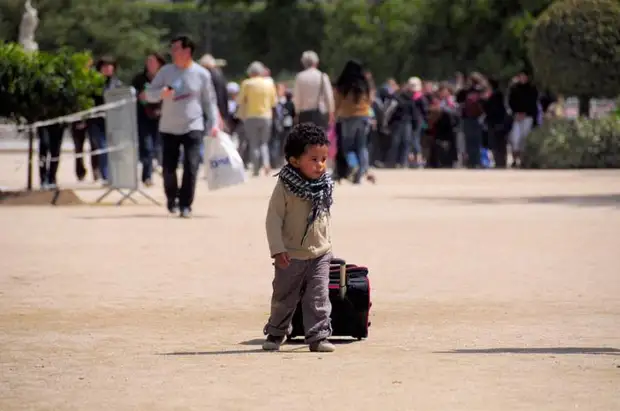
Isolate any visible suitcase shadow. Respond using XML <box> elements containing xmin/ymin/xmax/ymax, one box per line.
<box><xmin>158</xmin><ymin>349</ymin><xmax>266</xmax><ymax>356</ymax></box>
<box><xmin>239</xmin><ymin>338</ymin><xmax>357</xmax><ymax>346</ymax></box>
<box><xmin>157</xmin><ymin>338</ymin><xmax>359</xmax><ymax>356</ymax></box>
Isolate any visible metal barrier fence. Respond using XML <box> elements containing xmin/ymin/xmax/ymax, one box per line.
<box><xmin>95</xmin><ymin>87</ymin><xmax>160</xmax><ymax>206</ymax></box>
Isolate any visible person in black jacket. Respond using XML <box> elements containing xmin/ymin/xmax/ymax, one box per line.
<box><xmin>132</xmin><ymin>52</ymin><xmax>166</xmax><ymax>186</ymax></box>
<box><xmin>199</xmin><ymin>54</ymin><xmax>230</xmax><ymax>126</ymax></box>
<box><xmin>385</xmin><ymin>84</ymin><xmax>418</xmax><ymax>168</ymax></box>
<box><xmin>508</xmin><ymin>71</ymin><xmax>539</xmax><ymax>167</ymax></box>
<box><xmin>483</xmin><ymin>78</ymin><xmax>511</xmax><ymax>168</ymax></box>
<box><xmin>427</xmin><ymin>93</ymin><xmax>459</xmax><ymax>168</ymax></box>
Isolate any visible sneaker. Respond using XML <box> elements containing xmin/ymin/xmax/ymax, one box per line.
<box><xmin>167</xmin><ymin>200</ymin><xmax>179</xmax><ymax>214</ymax></box>
<box><xmin>262</xmin><ymin>335</ymin><xmax>284</xmax><ymax>351</ymax></box>
<box><xmin>309</xmin><ymin>339</ymin><xmax>335</xmax><ymax>353</ymax></box>
<box><xmin>179</xmin><ymin>207</ymin><xmax>192</xmax><ymax>218</ymax></box>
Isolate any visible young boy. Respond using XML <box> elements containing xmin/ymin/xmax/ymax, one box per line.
<box><xmin>263</xmin><ymin>123</ymin><xmax>335</xmax><ymax>353</ymax></box>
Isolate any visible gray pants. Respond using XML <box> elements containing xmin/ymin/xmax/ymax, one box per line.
<box><xmin>263</xmin><ymin>253</ymin><xmax>333</xmax><ymax>343</ymax></box>
<box><xmin>244</xmin><ymin>117</ymin><xmax>272</xmax><ymax>175</ymax></box>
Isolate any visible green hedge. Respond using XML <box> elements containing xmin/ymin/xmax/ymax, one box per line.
<box><xmin>528</xmin><ymin>0</ymin><xmax>620</xmax><ymax>101</ymax></box>
<box><xmin>522</xmin><ymin>116</ymin><xmax>620</xmax><ymax>169</ymax></box>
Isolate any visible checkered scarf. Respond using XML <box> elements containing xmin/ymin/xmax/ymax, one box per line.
<box><xmin>278</xmin><ymin>164</ymin><xmax>334</xmax><ymax>244</ymax></box>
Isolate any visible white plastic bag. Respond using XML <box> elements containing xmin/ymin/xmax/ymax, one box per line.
<box><xmin>204</xmin><ymin>131</ymin><xmax>247</xmax><ymax>190</ymax></box>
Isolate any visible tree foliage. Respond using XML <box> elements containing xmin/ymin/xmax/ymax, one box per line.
<box><xmin>241</xmin><ymin>1</ymin><xmax>325</xmax><ymax>78</ymax></box>
<box><xmin>528</xmin><ymin>0</ymin><xmax>620</xmax><ymax>100</ymax></box>
<box><xmin>321</xmin><ymin>0</ymin><xmax>419</xmax><ymax>81</ymax></box>
<box><xmin>0</xmin><ymin>0</ymin><xmax>165</xmax><ymax>81</ymax></box>
<box><xmin>410</xmin><ymin>0</ymin><xmax>554</xmax><ymax>82</ymax></box>
<box><xmin>320</xmin><ymin>0</ymin><xmax>555</xmax><ymax>84</ymax></box>
<box><xmin>0</xmin><ymin>43</ymin><xmax>104</xmax><ymax>123</ymax></box>
<box><xmin>4</xmin><ymin>0</ymin><xmax>609</xmax><ymax>96</ymax></box>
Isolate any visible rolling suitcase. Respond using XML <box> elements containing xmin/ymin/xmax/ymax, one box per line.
<box><xmin>289</xmin><ymin>257</ymin><xmax>372</xmax><ymax>340</ymax></box>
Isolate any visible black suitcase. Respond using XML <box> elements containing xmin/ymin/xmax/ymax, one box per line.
<box><xmin>289</xmin><ymin>257</ymin><xmax>372</xmax><ymax>340</ymax></box>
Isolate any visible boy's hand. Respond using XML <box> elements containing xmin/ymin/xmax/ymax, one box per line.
<box><xmin>274</xmin><ymin>252</ymin><xmax>291</xmax><ymax>269</ymax></box>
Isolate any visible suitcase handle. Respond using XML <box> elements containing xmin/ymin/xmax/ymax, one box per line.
<box><xmin>332</xmin><ymin>258</ymin><xmax>347</xmax><ymax>300</ymax></box>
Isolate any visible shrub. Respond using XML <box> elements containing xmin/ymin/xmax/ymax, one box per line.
<box><xmin>528</xmin><ymin>0</ymin><xmax>620</xmax><ymax>110</ymax></box>
<box><xmin>0</xmin><ymin>43</ymin><xmax>104</xmax><ymax>124</ymax></box>
<box><xmin>522</xmin><ymin>116</ymin><xmax>620</xmax><ymax>169</ymax></box>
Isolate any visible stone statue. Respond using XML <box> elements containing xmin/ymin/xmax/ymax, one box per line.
<box><xmin>18</xmin><ymin>0</ymin><xmax>39</xmax><ymax>52</ymax></box>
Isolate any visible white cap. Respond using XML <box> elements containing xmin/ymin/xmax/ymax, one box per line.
<box><xmin>226</xmin><ymin>82</ymin><xmax>240</xmax><ymax>94</ymax></box>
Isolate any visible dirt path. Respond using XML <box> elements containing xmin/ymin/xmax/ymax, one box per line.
<box><xmin>1</xmin><ymin>155</ymin><xmax>619</xmax><ymax>410</ymax></box>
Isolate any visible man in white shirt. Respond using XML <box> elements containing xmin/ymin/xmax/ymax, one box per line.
<box><xmin>293</xmin><ymin>51</ymin><xmax>335</xmax><ymax>130</ymax></box>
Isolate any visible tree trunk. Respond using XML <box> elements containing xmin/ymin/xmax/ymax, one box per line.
<box><xmin>27</xmin><ymin>127</ymin><xmax>34</xmax><ymax>191</ymax></box>
<box><xmin>578</xmin><ymin>96</ymin><xmax>591</xmax><ymax>118</ymax></box>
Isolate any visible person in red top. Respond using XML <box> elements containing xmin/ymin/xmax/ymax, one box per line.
<box><xmin>455</xmin><ymin>72</ymin><xmax>488</xmax><ymax>168</ymax></box>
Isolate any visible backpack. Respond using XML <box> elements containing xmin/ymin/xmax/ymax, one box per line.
<box><xmin>380</xmin><ymin>95</ymin><xmax>399</xmax><ymax>133</ymax></box>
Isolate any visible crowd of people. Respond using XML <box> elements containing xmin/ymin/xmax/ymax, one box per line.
<box><xmin>33</xmin><ymin>34</ymin><xmax>570</xmax><ymax>213</ymax></box>
<box><xmin>225</xmin><ymin>52</ymin><xmax>562</xmax><ymax>182</ymax></box>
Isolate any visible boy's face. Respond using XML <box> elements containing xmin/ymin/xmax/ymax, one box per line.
<box><xmin>290</xmin><ymin>144</ymin><xmax>329</xmax><ymax>180</ymax></box>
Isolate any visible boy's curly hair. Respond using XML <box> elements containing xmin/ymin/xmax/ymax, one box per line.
<box><xmin>283</xmin><ymin>123</ymin><xmax>330</xmax><ymax>160</ymax></box>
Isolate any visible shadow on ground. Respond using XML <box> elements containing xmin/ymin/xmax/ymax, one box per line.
<box><xmin>158</xmin><ymin>349</ymin><xmax>270</xmax><ymax>356</ymax></box>
<box><xmin>239</xmin><ymin>338</ymin><xmax>357</xmax><ymax>346</ymax></box>
<box><xmin>157</xmin><ymin>338</ymin><xmax>358</xmax><ymax>356</ymax></box>
<box><xmin>435</xmin><ymin>347</ymin><xmax>620</xmax><ymax>356</ymax></box>
<box><xmin>73</xmin><ymin>214</ymin><xmax>213</xmax><ymax>220</ymax></box>
<box><xmin>397</xmin><ymin>194</ymin><xmax>620</xmax><ymax>208</ymax></box>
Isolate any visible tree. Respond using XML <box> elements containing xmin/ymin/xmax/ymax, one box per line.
<box><xmin>409</xmin><ymin>0</ymin><xmax>554</xmax><ymax>82</ymax></box>
<box><xmin>528</xmin><ymin>0</ymin><xmax>620</xmax><ymax>117</ymax></box>
<box><xmin>321</xmin><ymin>0</ymin><xmax>420</xmax><ymax>82</ymax></box>
<box><xmin>240</xmin><ymin>0</ymin><xmax>326</xmax><ymax>78</ymax></box>
<box><xmin>0</xmin><ymin>43</ymin><xmax>104</xmax><ymax>189</ymax></box>
<box><xmin>0</xmin><ymin>43</ymin><xmax>103</xmax><ymax>124</ymax></box>
<box><xmin>0</xmin><ymin>0</ymin><xmax>165</xmax><ymax>82</ymax></box>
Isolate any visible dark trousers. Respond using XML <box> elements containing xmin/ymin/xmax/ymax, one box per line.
<box><xmin>71</xmin><ymin>123</ymin><xmax>99</xmax><ymax>180</ymax></box>
<box><xmin>161</xmin><ymin>130</ymin><xmax>202</xmax><ymax>210</ymax></box>
<box><xmin>462</xmin><ymin>118</ymin><xmax>483</xmax><ymax>168</ymax></box>
<box><xmin>263</xmin><ymin>252</ymin><xmax>332</xmax><ymax>343</ymax></box>
<box><xmin>386</xmin><ymin>120</ymin><xmax>413</xmax><ymax>168</ymax></box>
<box><xmin>86</xmin><ymin>118</ymin><xmax>108</xmax><ymax>180</ymax></box>
<box><xmin>428</xmin><ymin>138</ymin><xmax>456</xmax><ymax>168</ymax></box>
<box><xmin>269</xmin><ymin>127</ymin><xmax>290</xmax><ymax>169</ymax></box>
<box><xmin>37</xmin><ymin>124</ymin><xmax>65</xmax><ymax>186</ymax></box>
<box><xmin>488</xmin><ymin>123</ymin><xmax>509</xmax><ymax>168</ymax></box>
<box><xmin>138</xmin><ymin>116</ymin><xmax>160</xmax><ymax>182</ymax></box>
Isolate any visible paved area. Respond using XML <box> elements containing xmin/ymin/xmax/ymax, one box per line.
<box><xmin>1</xmin><ymin>151</ymin><xmax>619</xmax><ymax>410</ymax></box>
